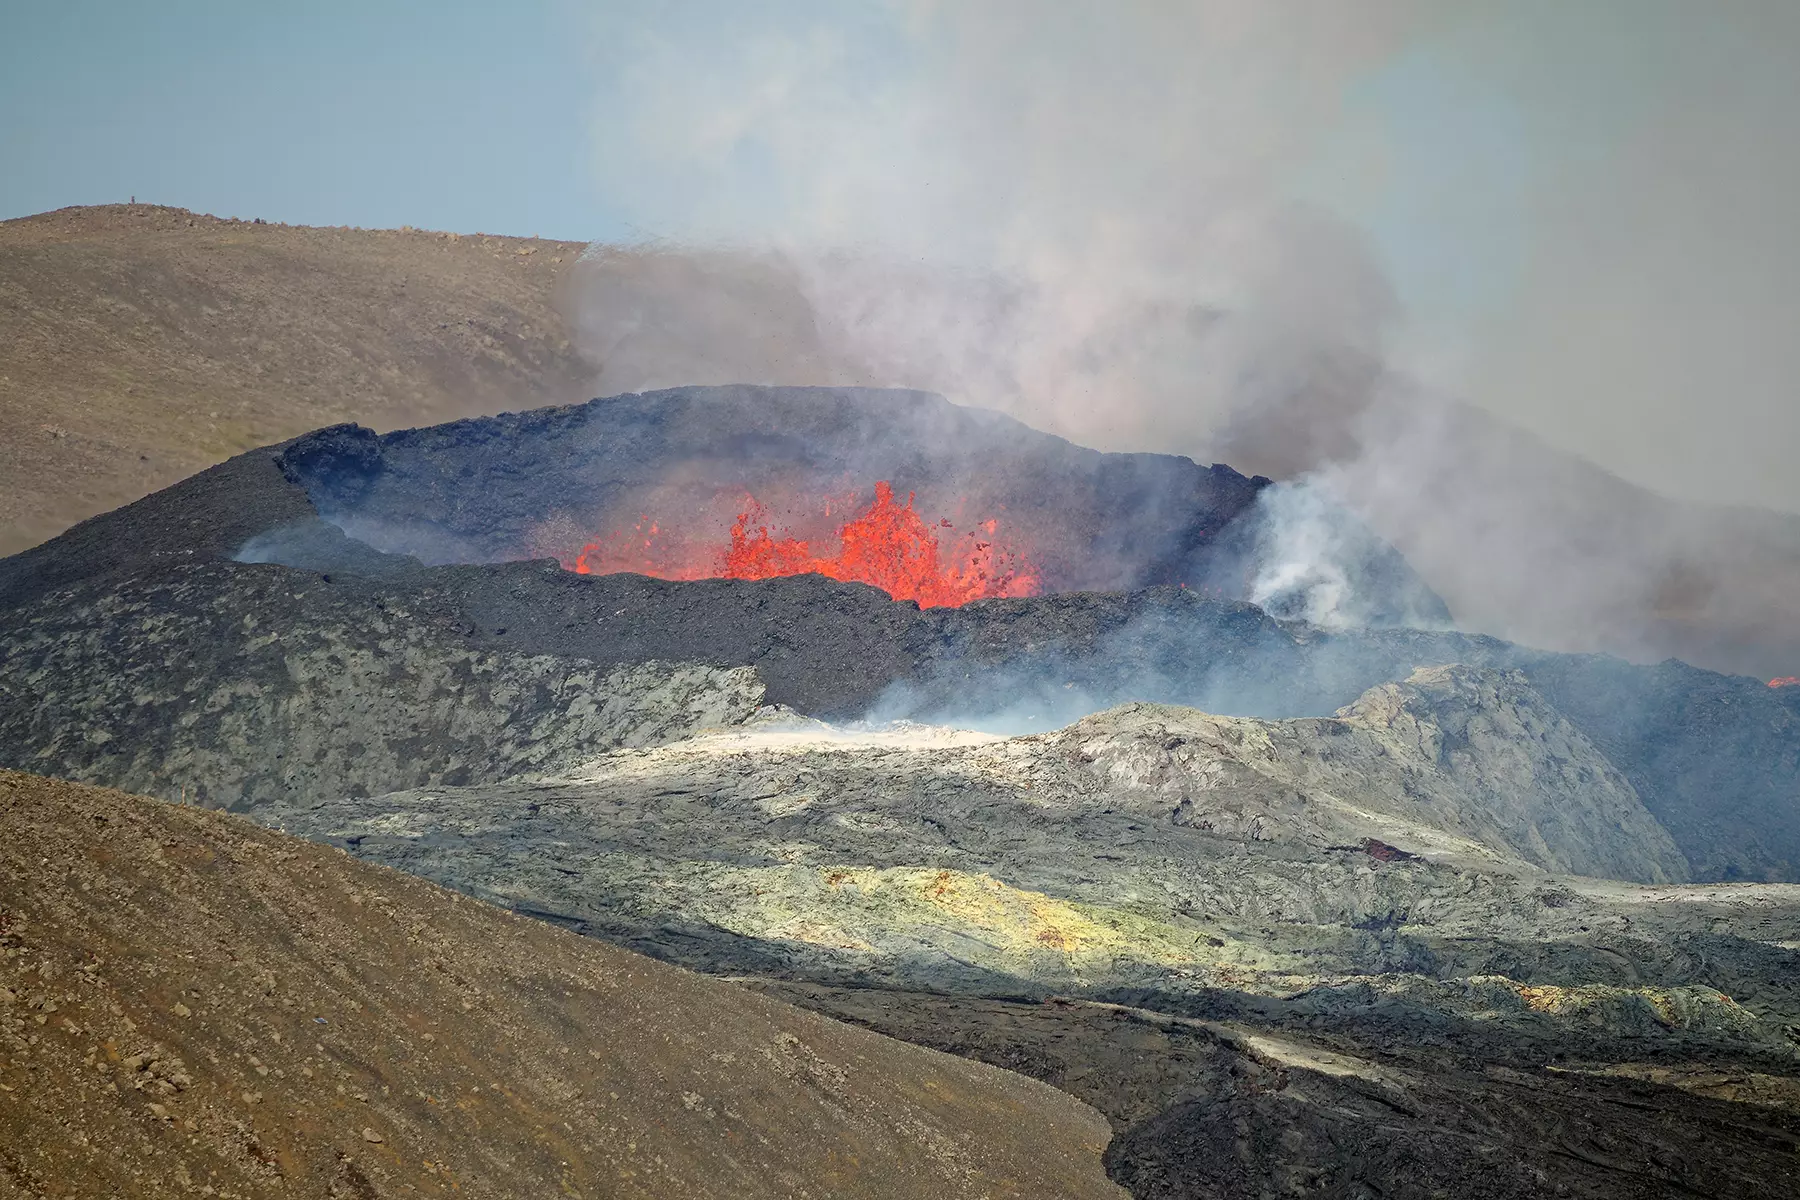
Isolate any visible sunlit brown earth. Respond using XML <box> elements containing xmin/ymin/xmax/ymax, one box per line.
<box><xmin>0</xmin><ymin>204</ymin><xmax>594</xmax><ymax>557</ymax></box>
<box><xmin>0</xmin><ymin>769</ymin><xmax>1124</xmax><ymax>1199</ymax></box>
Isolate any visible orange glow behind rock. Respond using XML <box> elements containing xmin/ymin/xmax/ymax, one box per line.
<box><xmin>1771</xmin><ymin>677</ymin><xmax>1800</xmax><ymax>689</ymax></box>
<box><xmin>567</xmin><ymin>481</ymin><xmax>1039</xmax><ymax>609</ymax></box>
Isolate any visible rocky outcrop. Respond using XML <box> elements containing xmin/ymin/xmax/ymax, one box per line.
<box><xmin>1080</xmin><ymin>664</ymin><xmax>1691</xmax><ymax>882</ymax></box>
<box><xmin>1523</xmin><ymin>654</ymin><xmax>1800</xmax><ymax>883</ymax></box>
<box><xmin>258</xmin><ymin>678</ymin><xmax>1794</xmax><ymax>1045</ymax></box>
<box><xmin>878</xmin><ymin>664</ymin><xmax>1690</xmax><ymax>883</ymax></box>
<box><xmin>253</xmin><ymin>682</ymin><xmax>1800</xmax><ymax>1198</ymax></box>
<box><xmin>0</xmin><ymin>565</ymin><xmax>763</xmax><ymax>809</ymax></box>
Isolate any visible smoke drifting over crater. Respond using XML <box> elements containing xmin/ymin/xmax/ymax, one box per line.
<box><xmin>577</xmin><ymin>1</ymin><xmax>1414</xmax><ymax>451</ymax></box>
<box><xmin>566</xmin><ymin>1</ymin><xmax>1800</xmax><ymax>677</ymax></box>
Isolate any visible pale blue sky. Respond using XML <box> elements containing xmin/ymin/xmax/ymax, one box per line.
<box><xmin>1</xmin><ymin>0</ymin><xmax>621</xmax><ymax>238</ymax></box>
<box><xmin>0</xmin><ymin>1</ymin><xmax>1742</xmax><ymax>320</ymax></box>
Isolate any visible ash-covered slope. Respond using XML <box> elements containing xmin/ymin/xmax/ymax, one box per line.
<box><xmin>0</xmin><ymin>769</ymin><xmax>1126</xmax><ymax>1199</ymax></box>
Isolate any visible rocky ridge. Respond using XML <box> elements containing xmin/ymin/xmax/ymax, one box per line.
<box><xmin>3</xmin><ymin>412</ymin><xmax>1795</xmax><ymax>878</ymax></box>
<box><xmin>0</xmin><ymin>563</ymin><xmax>764</xmax><ymax>809</ymax></box>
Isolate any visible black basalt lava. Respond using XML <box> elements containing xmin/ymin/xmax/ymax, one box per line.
<box><xmin>271</xmin><ymin>385</ymin><xmax>1451</xmax><ymax>625</ymax></box>
<box><xmin>750</xmin><ymin>984</ymin><xmax>1800</xmax><ymax>1200</ymax></box>
<box><xmin>0</xmin><ymin>389</ymin><xmax>1796</xmax><ymax>880</ymax></box>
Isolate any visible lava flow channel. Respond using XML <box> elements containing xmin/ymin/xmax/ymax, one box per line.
<box><xmin>567</xmin><ymin>481</ymin><xmax>1040</xmax><ymax>609</ymax></box>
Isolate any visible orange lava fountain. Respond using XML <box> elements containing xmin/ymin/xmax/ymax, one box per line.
<box><xmin>567</xmin><ymin>481</ymin><xmax>1039</xmax><ymax>609</ymax></box>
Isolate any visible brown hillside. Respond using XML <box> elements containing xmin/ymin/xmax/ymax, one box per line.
<box><xmin>0</xmin><ymin>204</ymin><xmax>595</xmax><ymax>556</ymax></box>
<box><xmin>0</xmin><ymin>769</ymin><xmax>1124</xmax><ymax>1199</ymax></box>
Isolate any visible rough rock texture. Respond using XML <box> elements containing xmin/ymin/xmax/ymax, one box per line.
<box><xmin>0</xmin><ymin>769</ymin><xmax>1126</xmax><ymax>1199</ymax></box>
<box><xmin>0</xmin><ymin>398</ymin><xmax>1794</xmax><ymax>883</ymax></box>
<box><xmin>1523</xmin><ymin>654</ymin><xmax>1800</xmax><ymax>883</ymax></box>
<box><xmin>897</xmin><ymin>605</ymin><xmax>1800</xmax><ymax>883</ymax></box>
<box><xmin>258</xmin><ymin>696</ymin><xmax>1791</xmax><ymax>1031</ymax></box>
<box><xmin>256</xmin><ymin>698</ymin><xmax>1800</xmax><ymax>1198</ymax></box>
<box><xmin>1102</xmin><ymin>1025</ymin><xmax>1800</xmax><ymax>1200</ymax></box>
<box><xmin>883</xmin><ymin>665</ymin><xmax>1691</xmax><ymax>884</ymax></box>
<box><xmin>3</xmin><ymin>549</ymin><xmax>1796</xmax><ymax>877</ymax></box>
<box><xmin>275</xmin><ymin>386</ymin><xmax>1445</xmax><ymax>624</ymax></box>
<box><xmin>0</xmin><ymin>563</ymin><xmax>763</xmax><ymax>809</ymax></box>
<box><xmin>755</xmin><ymin>985</ymin><xmax>1800</xmax><ymax>1200</ymax></box>
<box><xmin>1316</xmin><ymin>666</ymin><xmax>1688</xmax><ymax>881</ymax></box>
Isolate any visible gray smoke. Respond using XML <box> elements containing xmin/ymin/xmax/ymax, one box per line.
<box><xmin>575</xmin><ymin>1</ymin><xmax>1414</xmax><ymax>446</ymax></box>
<box><xmin>563</xmin><ymin>1</ymin><xmax>1800</xmax><ymax>675</ymax></box>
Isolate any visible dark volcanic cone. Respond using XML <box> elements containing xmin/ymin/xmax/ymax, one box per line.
<box><xmin>0</xmin><ymin>387</ymin><xmax>1795</xmax><ymax>881</ymax></box>
<box><xmin>268</xmin><ymin>385</ymin><xmax>1449</xmax><ymax>624</ymax></box>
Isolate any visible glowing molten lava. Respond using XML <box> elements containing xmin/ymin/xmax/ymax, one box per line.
<box><xmin>567</xmin><ymin>481</ymin><xmax>1038</xmax><ymax>608</ymax></box>
<box><xmin>1772</xmin><ymin>677</ymin><xmax>1800</xmax><ymax>689</ymax></box>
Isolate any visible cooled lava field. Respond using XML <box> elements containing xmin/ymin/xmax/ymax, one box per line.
<box><xmin>5</xmin><ymin>385</ymin><xmax>1800</xmax><ymax>1198</ymax></box>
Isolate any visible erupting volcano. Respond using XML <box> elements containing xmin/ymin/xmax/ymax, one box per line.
<box><xmin>565</xmin><ymin>481</ymin><xmax>1039</xmax><ymax>609</ymax></box>
<box><xmin>1772</xmin><ymin>676</ymin><xmax>1800</xmax><ymax>689</ymax></box>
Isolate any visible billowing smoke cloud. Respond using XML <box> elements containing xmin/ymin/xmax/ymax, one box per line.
<box><xmin>1244</xmin><ymin>480</ymin><xmax>1438</xmax><ymax>632</ymax></box>
<box><xmin>566</xmin><ymin>1</ymin><xmax>1800</xmax><ymax>677</ymax></box>
<box><xmin>574</xmin><ymin>0</ymin><xmax>1423</xmax><ymax>447</ymax></box>
<box><xmin>1217</xmin><ymin>375</ymin><xmax>1800</xmax><ymax>675</ymax></box>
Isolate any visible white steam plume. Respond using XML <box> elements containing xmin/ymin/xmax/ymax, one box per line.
<box><xmin>575</xmin><ymin>0</ymin><xmax>1430</xmax><ymax>451</ymax></box>
<box><xmin>564</xmin><ymin>1</ymin><xmax>1800</xmax><ymax>675</ymax></box>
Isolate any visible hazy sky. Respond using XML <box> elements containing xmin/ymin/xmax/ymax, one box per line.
<box><xmin>1</xmin><ymin>0</ymin><xmax>612</xmax><ymax>238</ymax></box>
<box><xmin>6</xmin><ymin>1</ymin><xmax>1799</xmax><ymax>513</ymax></box>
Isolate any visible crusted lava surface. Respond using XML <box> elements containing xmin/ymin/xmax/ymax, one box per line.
<box><xmin>1</xmin><ymin>393</ymin><xmax>1795</xmax><ymax>878</ymax></box>
<box><xmin>276</xmin><ymin>386</ymin><xmax>1272</xmax><ymax>594</ymax></box>
<box><xmin>5</xmin><ymin>391</ymin><xmax>1800</xmax><ymax>1198</ymax></box>
<box><xmin>753</xmin><ymin>985</ymin><xmax>1800</xmax><ymax>1200</ymax></box>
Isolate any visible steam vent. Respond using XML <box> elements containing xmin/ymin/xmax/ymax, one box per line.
<box><xmin>5</xmin><ymin>386</ymin><xmax>1800</xmax><ymax>1198</ymax></box>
